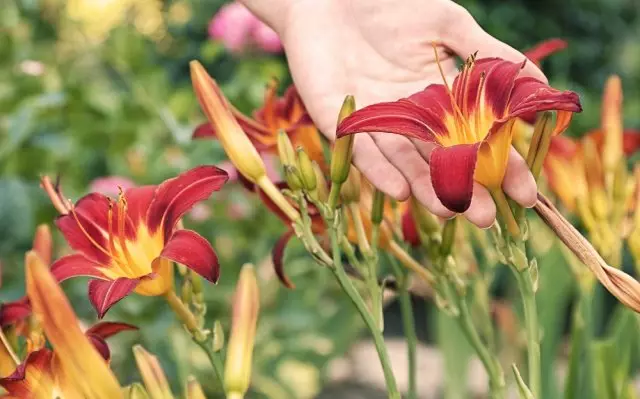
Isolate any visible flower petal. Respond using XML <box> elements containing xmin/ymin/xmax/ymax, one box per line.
<box><xmin>75</xmin><ymin>192</ymin><xmax>135</xmax><ymax>239</ymax></box>
<box><xmin>25</xmin><ymin>252</ymin><xmax>122</xmax><ymax>396</ymax></box>
<box><xmin>336</xmin><ymin>96</ymin><xmax>445</xmax><ymax>142</ymax></box>
<box><xmin>452</xmin><ymin>58</ymin><xmax>502</xmax><ymax>115</ymax></box>
<box><xmin>429</xmin><ymin>144</ymin><xmax>479</xmax><ymax>213</ymax></box>
<box><xmin>0</xmin><ymin>349</ymin><xmax>55</xmax><ymax>397</ymax></box>
<box><xmin>506</xmin><ymin>77</ymin><xmax>582</xmax><ymax>120</ymax></box>
<box><xmin>88</xmin><ymin>277</ymin><xmax>139</xmax><ymax>319</ymax></box>
<box><xmin>272</xmin><ymin>229</ymin><xmax>296</xmax><ymax>289</ymax></box>
<box><xmin>523</xmin><ymin>39</ymin><xmax>568</xmax><ymax>67</ymax></box>
<box><xmin>192</xmin><ymin>122</ymin><xmax>216</xmax><ymax>139</ymax></box>
<box><xmin>85</xmin><ymin>321</ymin><xmax>139</xmax><ymax>339</ymax></box>
<box><xmin>124</xmin><ymin>186</ymin><xmax>156</xmax><ymax>228</ymax></box>
<box><xmin>147</xmin><ymin>165</ymin><xmax>229</xmax><ymax>238</ymax></box>
<box><xmin>482</xmin><ymin>60</ymin><xmax>525</xmax><ymax>117</ymax></box>
<box><xmin>85</xmin><ymin>322</ymin><xmax>137</xmax><ymax>362</ymax></box>
<box><xmin>0</xmin><ymin>297</ymin><xmax>31</xmax><ymax>327</ymax></box>
<box><xmin>55</xmin><ymin>212</ymin><xmax>110</xmax><ymax>264</ymax></box>
<box><xmin>50</xmin><ymin>254</ymin><xmax>106</xmax><ymax>282</ymax></box>
<box><xmin>160</xmin><ymin>229</ymin><xmax>220</xmax><ymax>283</ymax></box>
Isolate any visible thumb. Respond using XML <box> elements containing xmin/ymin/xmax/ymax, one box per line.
<box><xmin>445</xmin><ymin>12</ymin><xmax>547</xmax><ymax>83</ymax></box>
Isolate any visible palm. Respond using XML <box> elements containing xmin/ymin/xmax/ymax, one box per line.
<box><xmin>277</xmin><ymin>0</ymin><xmax>543</xmax><ymax>227</ymax></box>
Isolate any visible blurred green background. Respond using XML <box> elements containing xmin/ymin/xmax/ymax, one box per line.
<box><xmin>0</xmin><ymin>0</ymin><xmax>639</xmax><ymax>397</ymax></box>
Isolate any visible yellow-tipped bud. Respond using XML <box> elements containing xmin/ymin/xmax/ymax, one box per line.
<box><xmin>224</xmin><ymin>264</ymin><xmax>260</xmax><ymax>398</ymax></box>
<box><xmin>185</xmin><ymin>376</ymin><xmax>206</xmax><ymax>399</ymax></box>
<box><xmin>284</xmin><ymin>165</ymin><xmax>304</xmax><ymax>191</ymax></box>
<box><xmin>311</xmin><ymin>161</ymin><xmax>329</xmax><ymax>202</ymax></box>
<box><xmin>124</xmin><ymin>383</ymin><xmax>150</xmax><ymax>399</ymax></box>
<box><xmin>526</xmin><ymin>112</ymin><xmax>554</xmax><ymax>180</ymax></box>
<box><xmin>330</xmin><ymin>96</ymin><xmax>356</xmax><ymax>185</ymax></box>
<box><xmin>133</xmin><ymin>345</ymin><xmax>175</xmax><ymax>399</ymax></box>
<box><xmin>297</xmin><ymin>148</ymin><xmax>317</xmax><ymax>192</ymax></box>
<box><xmin>602</xmin><ymin>75</ymin><xmax>623</xmax><ymax>184</ymax></box>
<box><xmin>277</xmin><ymin>130</ymin><xmax>296</xmax><ymax>167</ymax></box>
<box><xmin>190</xmin><ymin>61</ymin><xmax>266</xmax><ymax>183</ymax></box>
<box><xmin>340</xmin><ymin>166</ymin><xmax>361</xmax><ymax>204</ymax></box>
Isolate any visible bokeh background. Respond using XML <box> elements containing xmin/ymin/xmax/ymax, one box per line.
<box><xmin>0</xmin><ymin>0</ymin><xmax>639</xmax><ymax>397</ymax></box>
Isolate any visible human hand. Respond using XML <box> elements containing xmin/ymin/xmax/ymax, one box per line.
<box><xmin>241</xmin><ymin>0</ymin><xmax>546</xmax><ymax>228</ymax></box>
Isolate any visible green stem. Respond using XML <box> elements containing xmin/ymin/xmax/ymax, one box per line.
<box><xmin>389</xmin><ymin>255</ymin><xmax>418</xmax><ymax>399</ymax></box>
<box><xmin>195</xmin><ymin>339</ymin><xmax>225</xmax><ymax>385</ymax></box>
<box><xmin>165</xmin><ymin>290</ymin><xmax>225</xmax><ymax>385</ymax></box>
<box><xmin>511</xmin><ymin>255</ymin><xmax>540</xmax><ymax>399</ymax></box>
<box><xmin>443</xmin><ymin>277</ymin><xmax>505</xmax><ymax>398</ymax></box>
<box><xmin>328</xmin><ymin>222</ymin><xmax>400</xmax><ymax>398</ymax></box>
<box><xmin>328</xmin><ymin>183</ymin><xmax>341</xmax><ymax>210</ymax></box>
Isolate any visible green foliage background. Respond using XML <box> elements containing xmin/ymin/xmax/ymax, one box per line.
<box><xmin>0</xmin><ymin>0</ymin><xmax>638</xmax><ymax>398</ymax></box>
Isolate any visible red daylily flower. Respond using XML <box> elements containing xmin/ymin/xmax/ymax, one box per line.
<box><xmin>337</xmin><ymin>56</ymin><xmax>582</xmax><ymax>213</ymax></box>
<box><xmin>45</xmin><ymin>166</ymin><xmax>228</xmax><ymax>317</ymax></box>
<box><xmin>193</xmin><ymin>80</ymin><xmax>325</xmax><ymax>166</ymax></box>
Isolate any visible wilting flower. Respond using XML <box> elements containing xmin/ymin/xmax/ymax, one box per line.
<box><xmin>337</xmin><ymin>55</ymin><xmax>581</xmax><ymax>213</ymax></box>
<box><xmin>0</xmin><ymin>252</ymin><xmax>124</xmax><ymax>397</ymax></box>
<box><xmin>44</xmin><ymin>166</ymin><xmax>228</xmax><ymax>317</ymax></box>
<box><xmin>208</xmin><ymin>1</ymin><xmax>282</xmax><ymax>54</ymax></box>
<box><xmin>193</xmin><ymin>79</ymin><xmax>324</xmax><ymax>167</ymax></box>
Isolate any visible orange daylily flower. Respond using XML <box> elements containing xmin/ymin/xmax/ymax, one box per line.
<box><xmin>193</xmin><ymin>79</ymin><xmax>325</xmax><ymax>166</ymax></box>
<box><xmin>0</xmin><ymin>252</ymin><xmax>125</xmax><ymax>398</ymax></box>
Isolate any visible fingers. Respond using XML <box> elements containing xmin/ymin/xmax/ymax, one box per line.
<box><xmin>351</xmin><ymin>134</ymin><xmax>411</xmax><ymax>200</ymax></box>
<box><xmin>463</xmin><ymin>183</ymin><xmax>496</xmax><ymax>229</ymax></box>
<box><xmin>503</xmin><ymin>147</ymin><xmax>537</xmax><ymax>208</ymax></box>
<box><xmin>444</xmin><ymin>7</ymin><xmax>547</xmax><ymax>83</ymax></box>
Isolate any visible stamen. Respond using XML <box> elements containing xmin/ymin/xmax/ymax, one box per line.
<box><xmin>431</xmin><ymin>42</ymin><xmax>473</xmax><ymax>142</ymax></box>
<box><xmin>117</xmin><ymin>192</ymin><xmax>137</xmax><ymax>272</ymax></box>
<box><xmin>107</xmin><ymin>200</ymin><xmax>116</xmax><ymax>255</ymax></box>
<box><xmin>474</xmin><ymin>71</ymin><xmax>487</xmax><ymax>140</ymax></box>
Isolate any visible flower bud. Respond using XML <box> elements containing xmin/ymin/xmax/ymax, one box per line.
<box><xmin>296</xmin><ymin>148</ymin><xmax>317</xmax><ymax>192</ymax></box>
<box><xmin>124</xmin><ymin>383</ymin><xmax>150</xmax><ymax>399</ymax></box>
<box><xmin>133</xmin><ymin>345</ymin><xmax>174</xmax><ymax>399</ymax></box>
<box><xmin>284</xmin><ymin>165</ymin><xmax>304</xmax><ymax>191</ymax></box>
<box><xmin>410</xmin><ymin>197</ymin><xmax>440</xmax><ymax>236</ymax></box>
<box><xmin>190</xmin><ymin>61</ymin><xmax>266</xmax><ymax>183</ymax></box>
<box><xmin>525</xmin><ymin>111</ymin><xmax>554</xmax><ymax>180</ymax></box>
<box><xmin>212</xmin><ymin>320</ymin><xmax>225</xmax><ymax>352</ymax></box>
<box><xmin>277</xmin><ymin>130</ymin><xmax>296</xmax><ymax>168</ymax></box>
<box><xmin>340</xmin><ymin>166</ymin><xmax>361</xmax><ymax>204</ymax></box>
<box><xmin>440</xmin><ymin>217</ymin><xmax>457</xmax><ymax>257</ymax></box>
<box><xmin>311</xmin><ymin>161</ymin><xmax>329</xmax><ymax>202</ymax></box>
<box><xmin>602</xmin><ymin>75</ymin><xmax>623</xmax><ymax>187</ymax></box>
<box><xmin>330</xmin><ymin>96</ymin><xmax>356</xmax><ymax>185</ymax></box>
<box><xmin>186</xmin><ymin>376</ymin><xmax>206</xmax><ymax>399</ymax></box>
<box><xmin>371</xmin><ymin>190</ymin><xmax>385</xmax><ymax>225</ymax></box>
<box><xmin>32</xmin><ymin>224</ymin><xmax>52</xmax><ymax>266</ymax></box>
<box><xmin>225</xmin><ymin>264</ymin><xmax>260</xmax><ymax>398</ymax></box>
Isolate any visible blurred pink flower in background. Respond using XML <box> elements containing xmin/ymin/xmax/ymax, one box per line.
<box><xmin>208</xmin><ymin>1</ymin><xmax>283</xmax><ymax>54</ymax></box>
<box><xmin>89</xmin><ymin>176</ymin><xmax>136</xmax><ymax>198</ymax></box>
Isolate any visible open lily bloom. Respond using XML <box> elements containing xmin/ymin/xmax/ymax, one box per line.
<box><xmin>0</xmin><ymin>253</ymin><xmax>124</xmax><ymax>398</ymax></box>
<box><xmin>337</xmin><ymin>56</ymin><xmax>581</xmax><ymax>213</ymax></box>
<box><xmin>193</xmin><ymin>80</ymin><xmax>325</xmax><ymax>166</ymax></box>
<box><xmin>47</xmin><ymin>166</ymin><xmax>228</xmax><ymax>317</ymax></box>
